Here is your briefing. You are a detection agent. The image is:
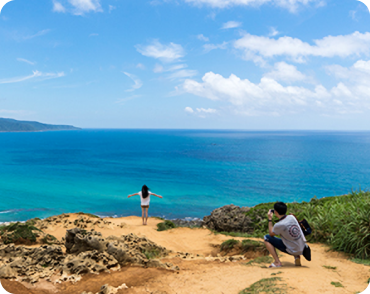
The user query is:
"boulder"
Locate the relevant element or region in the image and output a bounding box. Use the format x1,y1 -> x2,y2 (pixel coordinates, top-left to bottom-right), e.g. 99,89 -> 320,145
203,204 -> 253,233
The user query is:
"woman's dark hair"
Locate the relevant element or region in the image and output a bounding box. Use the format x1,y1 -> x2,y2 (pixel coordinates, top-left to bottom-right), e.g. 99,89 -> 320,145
141,185 -> 149,199
274,202 -> 287,215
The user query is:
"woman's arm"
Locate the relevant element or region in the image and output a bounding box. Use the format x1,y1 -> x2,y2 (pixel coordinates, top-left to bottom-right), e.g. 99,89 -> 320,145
127,193 -> 139,198
151,193 -> 163,199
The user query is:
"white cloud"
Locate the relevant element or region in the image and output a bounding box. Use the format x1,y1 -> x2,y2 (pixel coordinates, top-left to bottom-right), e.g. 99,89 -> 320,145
167,69 -> 198,80
185,107 -> 194,113
109,5 -> 116,12
136,40 -> 185,62
203,42 -> 228,52
180,69 -> 370,116
136,63 -> 146,70
184,106 -> 217,117
182,0 -> 322,12
53,1 -> 66,12
0,71 -> 65,84
221,21 -> 242,29
153,64 -> 164,73
268,27 -> 279,37
23,29 -> 51,40
264,62 -> 307,83
234,31 -> 370,64
53,0 -> 102,15
197,34 -> 209,42
123,72 -> 143,91
17,58 -> 36,65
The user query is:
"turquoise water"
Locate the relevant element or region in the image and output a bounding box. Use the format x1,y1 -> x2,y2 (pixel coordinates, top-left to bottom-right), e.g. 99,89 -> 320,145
0,129 -> 369,222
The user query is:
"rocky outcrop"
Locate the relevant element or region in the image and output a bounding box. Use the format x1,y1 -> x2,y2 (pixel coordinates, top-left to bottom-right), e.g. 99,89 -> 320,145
0,229 -> 176,284
203,204 -> 253,233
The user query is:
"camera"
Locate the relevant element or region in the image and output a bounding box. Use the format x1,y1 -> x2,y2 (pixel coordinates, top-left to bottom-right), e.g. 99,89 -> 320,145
271,209 -> 274,213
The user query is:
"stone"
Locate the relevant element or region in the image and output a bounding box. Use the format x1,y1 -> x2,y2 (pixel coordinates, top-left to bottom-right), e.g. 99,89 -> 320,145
202,204 -> 252,232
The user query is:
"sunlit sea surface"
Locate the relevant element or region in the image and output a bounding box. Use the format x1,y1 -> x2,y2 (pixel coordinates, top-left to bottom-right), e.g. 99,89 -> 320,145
0,129 -> 369,222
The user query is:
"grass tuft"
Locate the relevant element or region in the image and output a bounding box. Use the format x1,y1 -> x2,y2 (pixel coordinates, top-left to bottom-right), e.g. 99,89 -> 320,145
350,258 -> 370,266
144,248 -> 161,259
323,265 -> 337,270
220,239 -> 240,252
239,277 -> 286,294
331,282 -> 344,287
76,212 -> 100,218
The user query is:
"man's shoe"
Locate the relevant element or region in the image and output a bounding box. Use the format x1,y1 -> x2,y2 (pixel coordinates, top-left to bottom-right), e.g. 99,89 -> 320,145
295,257 -> 301,266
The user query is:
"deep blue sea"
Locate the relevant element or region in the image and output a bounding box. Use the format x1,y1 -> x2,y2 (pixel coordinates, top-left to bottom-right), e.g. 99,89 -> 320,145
0,129 -> 369,223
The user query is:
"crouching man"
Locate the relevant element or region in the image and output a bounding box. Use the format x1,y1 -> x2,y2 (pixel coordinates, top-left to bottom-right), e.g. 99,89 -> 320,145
264,202 -> 306,268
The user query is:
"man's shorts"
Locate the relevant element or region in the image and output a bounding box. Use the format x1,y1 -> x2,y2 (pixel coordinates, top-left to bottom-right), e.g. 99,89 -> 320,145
264,235 -> 290,254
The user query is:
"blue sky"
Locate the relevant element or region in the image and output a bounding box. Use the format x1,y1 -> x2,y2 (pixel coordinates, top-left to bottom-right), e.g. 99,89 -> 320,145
0,0 -> 370,129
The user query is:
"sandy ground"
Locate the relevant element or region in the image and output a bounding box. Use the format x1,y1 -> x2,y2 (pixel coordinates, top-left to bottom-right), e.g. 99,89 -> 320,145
1,215 -> 369,294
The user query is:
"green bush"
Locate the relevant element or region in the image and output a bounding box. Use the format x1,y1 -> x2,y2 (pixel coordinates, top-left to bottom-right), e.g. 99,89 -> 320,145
239,277 -> 286,294
157,220 -> 176,231
0,222 -> 42,244
144,248 -> 161,259
241,239 -> 266,253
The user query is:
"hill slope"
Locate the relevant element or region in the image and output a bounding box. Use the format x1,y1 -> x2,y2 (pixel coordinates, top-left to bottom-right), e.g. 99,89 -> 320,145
0,118 -> 80,132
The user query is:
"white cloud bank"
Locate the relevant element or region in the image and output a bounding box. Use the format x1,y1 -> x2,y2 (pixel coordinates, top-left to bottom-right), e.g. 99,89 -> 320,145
234,31 -> 370,64
0,71 -> 65,84
182,0 -> 322,12
180,60 -> 370,116
136,40 -> 185,62
185,107 -> 217,117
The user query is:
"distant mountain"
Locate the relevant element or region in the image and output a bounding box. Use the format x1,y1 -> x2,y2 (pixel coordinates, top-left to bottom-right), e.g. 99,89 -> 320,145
0,118 -> 81,132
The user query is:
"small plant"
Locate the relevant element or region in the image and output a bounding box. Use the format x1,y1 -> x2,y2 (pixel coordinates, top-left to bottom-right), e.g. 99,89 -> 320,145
331,282 -> 343,288
144,248 -> 161,259
41,234 -> 57,245
241,239 -> 268,254
245,256 -> 273,265
271,271 -> 282,276
0,222 -> 42,244
157,220 -> 176,231
239,277 -> 286,294
323,265 -> 337,270
220,239 -> 240,252
153,216 -> 165,220
367,278 -> 370,284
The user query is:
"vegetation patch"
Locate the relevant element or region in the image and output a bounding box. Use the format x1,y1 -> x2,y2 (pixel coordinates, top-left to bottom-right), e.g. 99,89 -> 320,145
76,212 -> 100,218
271,271 -> 282,276
245,256 -> 273,265
331,282 -> 344,288
239,277 -> 286,294
323,265 -> 337,270
153,216 -> 165,220
220,239 -> 240,253
41,234 -> 58,245
244,190 -> 370,259
157,220 -> 176,231
241,239 -> 268,254
144,248 -> 161,259
25,218 -> 41,226
350,258 -> 370,266
0,222 -> 42,244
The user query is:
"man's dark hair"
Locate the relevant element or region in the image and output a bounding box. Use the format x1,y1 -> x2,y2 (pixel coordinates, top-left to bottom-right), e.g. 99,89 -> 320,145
274,202 -> 287,215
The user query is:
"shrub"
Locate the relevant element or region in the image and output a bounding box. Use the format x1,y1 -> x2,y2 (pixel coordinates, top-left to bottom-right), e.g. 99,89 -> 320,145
239,277 -> 286,294
157,220 -> 176,231
241,239 -> 266,253
331,282 -> 343,288
144,248 -> 161,259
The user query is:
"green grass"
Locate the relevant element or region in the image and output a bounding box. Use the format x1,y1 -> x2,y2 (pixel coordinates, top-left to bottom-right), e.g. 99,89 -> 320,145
350,258 -> 370,266
239,277 -> 286,294
156,220 -> 176,231
153,216 -> 165,220
323,265 -> 337,270
144,248 -> 161,259
212,230 -> 257,239
331,281 -> 344,288
241,239 -> 267,253
0,222 -> 42,244
220,239 -> 240,252
41,234 -> 57,245
271,271 -> 282,276
76,212 -> 100,218
245,256 -> 273,265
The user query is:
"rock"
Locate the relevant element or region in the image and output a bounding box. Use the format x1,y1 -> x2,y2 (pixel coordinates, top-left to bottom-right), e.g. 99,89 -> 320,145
171,218 -> 203,228
203,204 -> 252,233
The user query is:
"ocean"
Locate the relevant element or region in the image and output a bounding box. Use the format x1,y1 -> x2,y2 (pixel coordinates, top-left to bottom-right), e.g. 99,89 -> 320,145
0,129 -> 369,223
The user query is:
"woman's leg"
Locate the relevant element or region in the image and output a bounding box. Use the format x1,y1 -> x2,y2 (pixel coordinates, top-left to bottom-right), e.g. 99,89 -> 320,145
141,207 -> 145,225
145,208 -> 149,225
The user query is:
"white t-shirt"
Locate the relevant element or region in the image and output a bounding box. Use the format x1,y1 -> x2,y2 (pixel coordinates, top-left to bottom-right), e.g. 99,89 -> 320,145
273,215 -> 306,255
138,191 -> 153,206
